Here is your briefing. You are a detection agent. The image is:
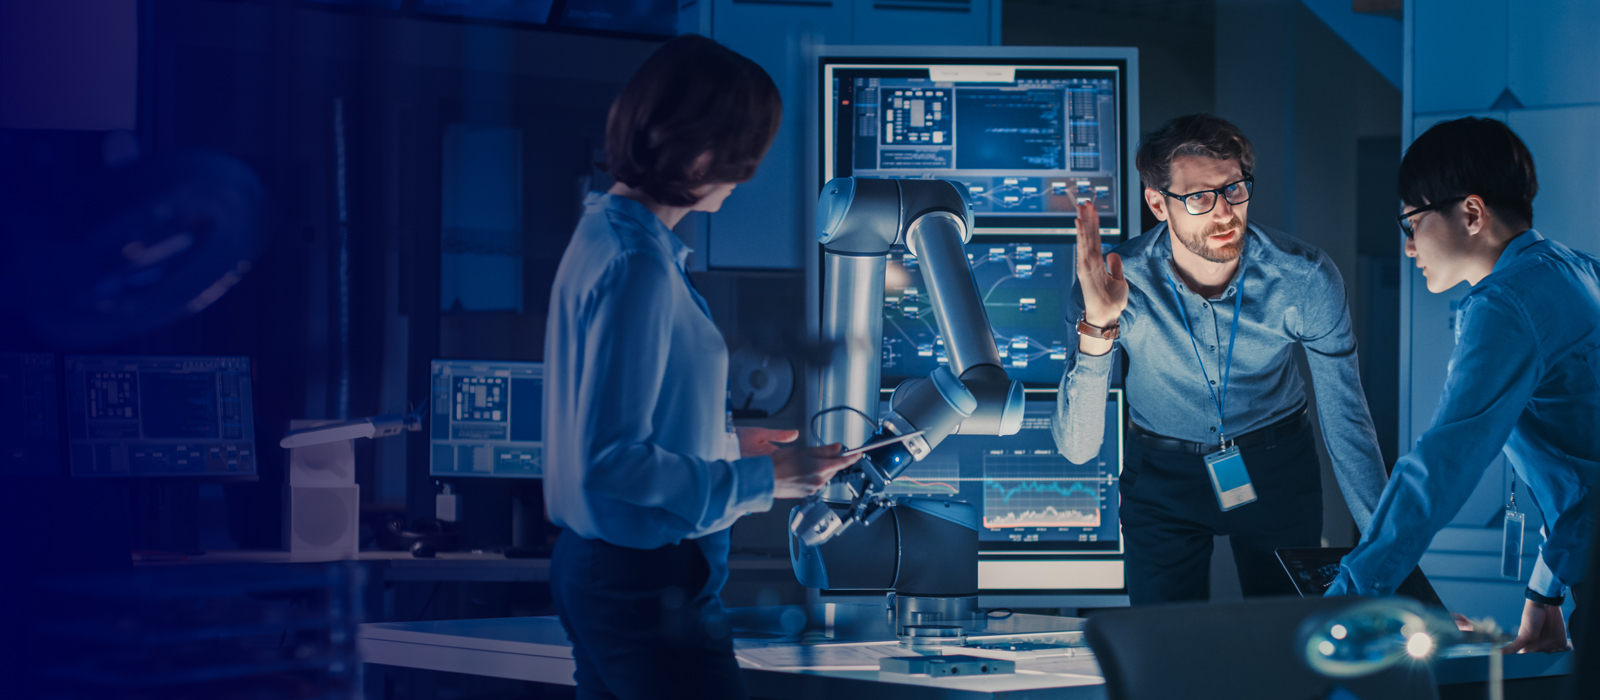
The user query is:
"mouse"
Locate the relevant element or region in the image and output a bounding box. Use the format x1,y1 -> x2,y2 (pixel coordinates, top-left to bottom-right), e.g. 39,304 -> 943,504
410,540 -> 437,558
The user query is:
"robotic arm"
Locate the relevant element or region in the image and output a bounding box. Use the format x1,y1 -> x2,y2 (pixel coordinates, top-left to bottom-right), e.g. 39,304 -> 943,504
791,177 -> 1025,547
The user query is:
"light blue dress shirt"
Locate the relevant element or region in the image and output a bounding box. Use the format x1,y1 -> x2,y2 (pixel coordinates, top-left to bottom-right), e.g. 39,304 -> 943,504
543,193 -> 775,588
1053,223 -> 1388,529
1328,231 -> 1600,598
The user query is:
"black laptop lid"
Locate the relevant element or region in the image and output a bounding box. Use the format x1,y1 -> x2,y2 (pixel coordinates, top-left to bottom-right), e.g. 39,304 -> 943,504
1276,546 -> 1447,609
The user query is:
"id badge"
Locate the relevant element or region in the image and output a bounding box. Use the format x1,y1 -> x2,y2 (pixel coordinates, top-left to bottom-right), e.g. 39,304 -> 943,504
1204,445 -> 1257,511
1501,507 -> 1525,580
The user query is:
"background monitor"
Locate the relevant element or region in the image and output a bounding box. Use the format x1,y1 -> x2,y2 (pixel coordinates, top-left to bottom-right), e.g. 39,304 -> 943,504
820,47 -> 1139,237
429,359 -> 543,478
882,389 -> 1126,593
812,47 -> 1137,598
0,352 -> 61,475
65,355 -> 257,478
818,46 -> 1139,390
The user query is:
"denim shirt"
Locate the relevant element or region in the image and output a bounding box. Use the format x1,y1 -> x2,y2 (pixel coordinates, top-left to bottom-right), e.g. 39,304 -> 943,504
1053,223 -> 1388,529
1328,231 -> 1600,598
543,193 -> 775,590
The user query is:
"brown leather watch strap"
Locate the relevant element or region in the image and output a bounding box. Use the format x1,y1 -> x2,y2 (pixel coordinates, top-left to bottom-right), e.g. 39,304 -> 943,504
1076,315 -> 1119,341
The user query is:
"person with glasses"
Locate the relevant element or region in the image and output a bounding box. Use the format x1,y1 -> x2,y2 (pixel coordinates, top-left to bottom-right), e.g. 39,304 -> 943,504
1326,117 -> 1599,654
1053,113 -> 1389,604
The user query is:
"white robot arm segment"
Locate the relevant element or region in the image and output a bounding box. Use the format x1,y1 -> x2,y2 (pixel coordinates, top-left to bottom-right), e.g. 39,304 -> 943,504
793,178 -> 1024,546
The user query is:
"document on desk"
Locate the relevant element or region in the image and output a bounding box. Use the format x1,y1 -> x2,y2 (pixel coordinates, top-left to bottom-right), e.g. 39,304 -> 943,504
734,640 -> 904,670
1017,653 -> 1105,679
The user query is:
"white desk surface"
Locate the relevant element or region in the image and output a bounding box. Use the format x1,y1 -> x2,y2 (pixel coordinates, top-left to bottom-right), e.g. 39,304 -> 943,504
362,605 -> 1108,699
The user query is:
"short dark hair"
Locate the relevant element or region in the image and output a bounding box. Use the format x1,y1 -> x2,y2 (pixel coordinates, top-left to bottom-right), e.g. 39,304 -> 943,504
1398,117 -> 1537,227
605,34 -> 782,207
1135,114 -> 1256,192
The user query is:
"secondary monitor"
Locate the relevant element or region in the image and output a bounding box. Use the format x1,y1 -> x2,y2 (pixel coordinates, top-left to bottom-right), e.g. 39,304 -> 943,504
0,352 -> 61,475
429,359 -> 544,478
65,355 -> 257,478
820,46 -> 1139,237
882,389 -> 1126,593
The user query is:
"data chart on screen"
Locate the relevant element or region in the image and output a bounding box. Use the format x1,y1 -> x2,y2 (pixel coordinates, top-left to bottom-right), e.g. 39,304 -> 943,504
882,390 -> 1123,552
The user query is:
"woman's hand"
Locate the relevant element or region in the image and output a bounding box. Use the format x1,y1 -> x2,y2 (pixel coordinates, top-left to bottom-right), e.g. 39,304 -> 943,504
736,426 -> 800,458
771,443 -> 855,499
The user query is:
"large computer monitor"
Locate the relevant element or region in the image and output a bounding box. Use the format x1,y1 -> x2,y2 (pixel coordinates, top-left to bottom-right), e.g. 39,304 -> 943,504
0,352 -> 61,475
814,46 -> 1138,598
65,355 -> 257,478
882,389 -> 1125,594
819,46 -> 1140,237
820,46 -> 1139,388
428,359 -> 544,478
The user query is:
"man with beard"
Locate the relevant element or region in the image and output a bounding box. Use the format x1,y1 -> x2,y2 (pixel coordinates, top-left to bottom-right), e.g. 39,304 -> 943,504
1052,114 -> 1388,604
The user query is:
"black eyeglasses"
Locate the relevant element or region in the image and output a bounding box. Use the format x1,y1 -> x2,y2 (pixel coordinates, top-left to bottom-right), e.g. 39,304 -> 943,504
1396,196 -> 1467,238
1159,176 -> 1254,216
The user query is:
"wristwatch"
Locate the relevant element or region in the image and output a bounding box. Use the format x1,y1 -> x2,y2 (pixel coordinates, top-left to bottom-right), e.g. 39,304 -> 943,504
1076,315 -> 1120,341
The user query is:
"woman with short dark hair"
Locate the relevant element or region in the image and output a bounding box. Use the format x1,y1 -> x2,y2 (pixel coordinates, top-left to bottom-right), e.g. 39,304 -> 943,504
542,34 -> 853,699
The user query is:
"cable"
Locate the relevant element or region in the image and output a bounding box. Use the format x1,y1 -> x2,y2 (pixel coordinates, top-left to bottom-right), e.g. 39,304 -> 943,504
809,405 -> 877,447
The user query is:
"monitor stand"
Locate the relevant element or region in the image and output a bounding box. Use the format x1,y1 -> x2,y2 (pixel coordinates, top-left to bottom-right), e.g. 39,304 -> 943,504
133,480 -> 205,556
504,483 -> 551,558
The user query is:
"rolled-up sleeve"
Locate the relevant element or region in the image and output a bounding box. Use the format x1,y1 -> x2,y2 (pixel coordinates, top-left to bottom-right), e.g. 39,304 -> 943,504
1053,279 -> 1120,465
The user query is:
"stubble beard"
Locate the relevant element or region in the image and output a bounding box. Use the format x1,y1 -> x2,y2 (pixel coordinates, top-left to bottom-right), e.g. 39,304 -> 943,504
1175,216 -> 1246,263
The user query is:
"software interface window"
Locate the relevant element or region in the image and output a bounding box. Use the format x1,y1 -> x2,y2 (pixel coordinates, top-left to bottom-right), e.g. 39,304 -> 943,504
65,356 -> 257,477
825,61 -> 1125,235
881,240 -> 1077,387
429,359 -> 544,478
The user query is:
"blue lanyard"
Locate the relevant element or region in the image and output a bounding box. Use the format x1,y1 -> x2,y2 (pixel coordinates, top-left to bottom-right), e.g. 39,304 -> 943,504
1166,272 -> 1242,446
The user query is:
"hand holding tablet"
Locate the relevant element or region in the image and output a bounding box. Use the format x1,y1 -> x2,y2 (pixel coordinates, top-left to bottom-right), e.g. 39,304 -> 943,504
838,430 -> 926,459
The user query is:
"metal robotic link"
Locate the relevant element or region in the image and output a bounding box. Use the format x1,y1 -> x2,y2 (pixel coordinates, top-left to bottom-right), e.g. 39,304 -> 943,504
789,177 -> 1024,644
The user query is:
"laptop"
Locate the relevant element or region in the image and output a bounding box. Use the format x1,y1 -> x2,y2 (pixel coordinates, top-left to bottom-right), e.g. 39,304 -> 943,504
1277,547 -> 1517,656
1275,547 -> 1447,609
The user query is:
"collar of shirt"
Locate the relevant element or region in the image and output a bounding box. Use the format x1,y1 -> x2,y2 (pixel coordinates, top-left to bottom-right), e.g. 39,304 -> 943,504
584,191 -> 696,270
1490,228 -> 1545,276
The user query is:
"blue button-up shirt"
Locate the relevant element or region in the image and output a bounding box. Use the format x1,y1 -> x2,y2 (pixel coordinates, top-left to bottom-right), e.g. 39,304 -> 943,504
1328,231 -> 1600,598
543,193 -> 775,589
1053,223 -> 1388,529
